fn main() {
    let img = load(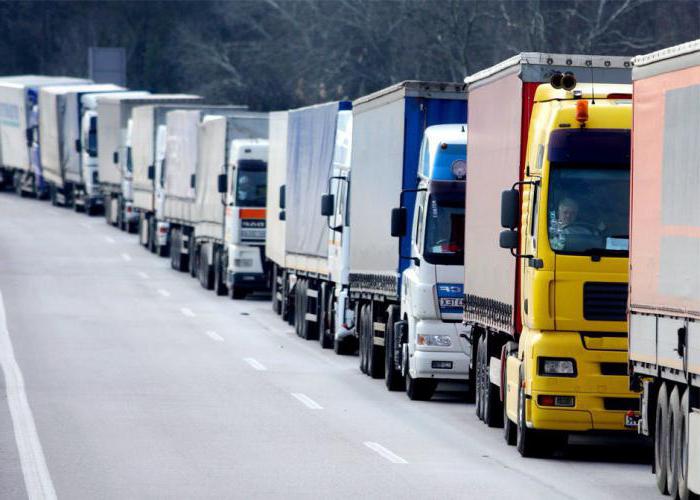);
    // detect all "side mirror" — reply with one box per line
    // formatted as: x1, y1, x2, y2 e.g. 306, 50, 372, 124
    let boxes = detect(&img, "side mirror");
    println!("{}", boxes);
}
113, 151, 119, 164
279, 185, 286, 209
217, 173, 227, 194
321, 193, 334, 216
190, 174, 196, 189
75, 139, 82, 153
499, 229, 518, 250
279, 210, 286, 221
391, 207, 407, 237
147, 165, 155, 180
500, 189, 519, 229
